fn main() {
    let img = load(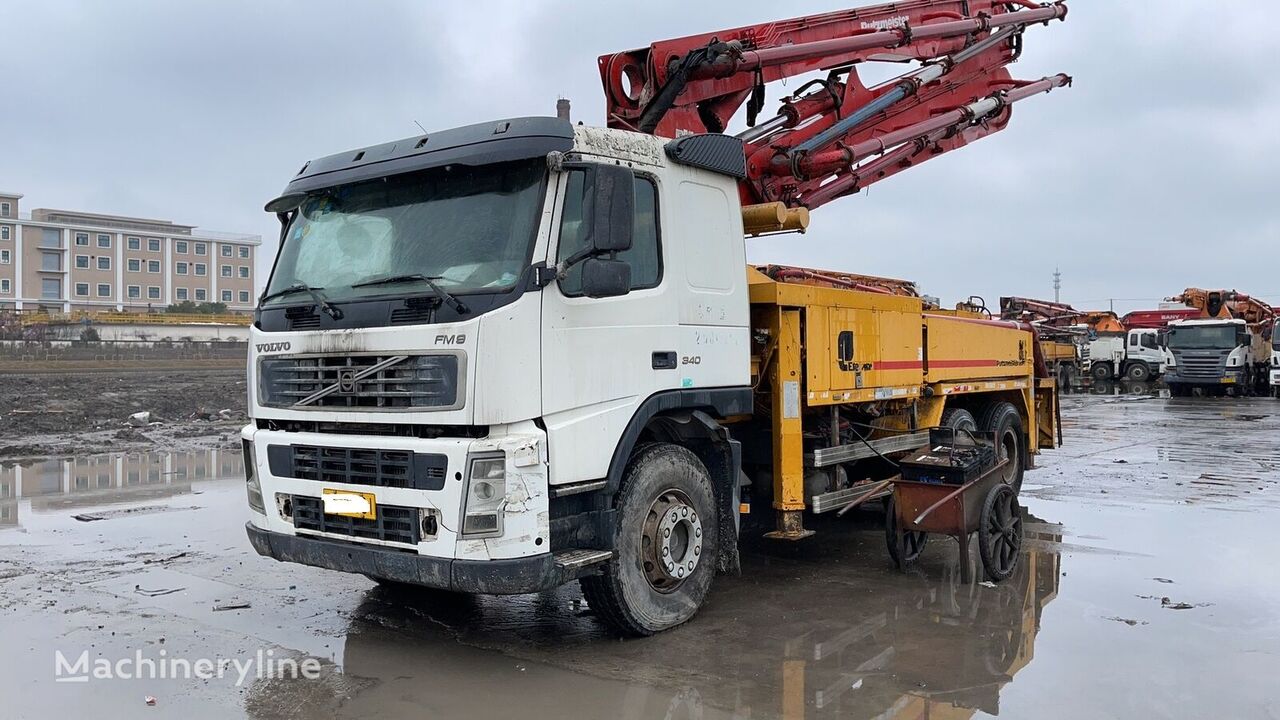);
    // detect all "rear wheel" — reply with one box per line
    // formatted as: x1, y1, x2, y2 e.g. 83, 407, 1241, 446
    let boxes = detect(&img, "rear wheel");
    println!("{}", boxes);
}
1125, 363, 1151, 381
581, 443, 718, 636
940, 407, 977, 439
978, 402, 1025, 494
